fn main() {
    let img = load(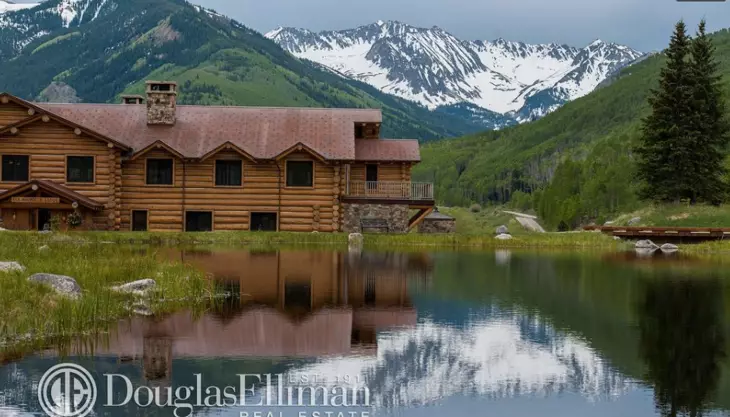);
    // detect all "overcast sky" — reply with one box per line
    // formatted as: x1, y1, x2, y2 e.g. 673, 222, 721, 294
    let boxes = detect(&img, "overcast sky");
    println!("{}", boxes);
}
12, 0, 730, 51
190, 0, 730, 52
